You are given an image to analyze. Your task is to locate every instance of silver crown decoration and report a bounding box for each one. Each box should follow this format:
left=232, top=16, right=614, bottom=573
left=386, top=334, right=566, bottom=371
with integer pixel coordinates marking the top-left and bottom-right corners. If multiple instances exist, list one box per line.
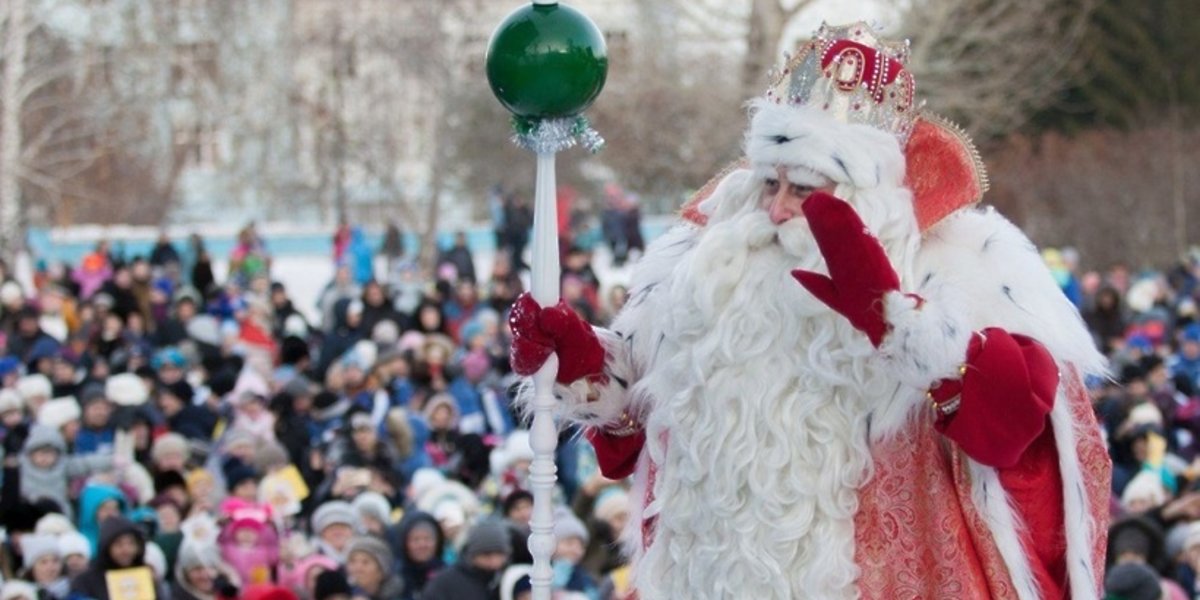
left=765, top=22, right=918, bottom=144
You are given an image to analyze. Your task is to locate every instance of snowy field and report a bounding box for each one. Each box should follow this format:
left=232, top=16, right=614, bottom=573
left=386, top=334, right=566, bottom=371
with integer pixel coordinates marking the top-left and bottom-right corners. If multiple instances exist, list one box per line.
left=22, top=219, right=659, bottom=327
left=225, top=244, right=638, bottom=327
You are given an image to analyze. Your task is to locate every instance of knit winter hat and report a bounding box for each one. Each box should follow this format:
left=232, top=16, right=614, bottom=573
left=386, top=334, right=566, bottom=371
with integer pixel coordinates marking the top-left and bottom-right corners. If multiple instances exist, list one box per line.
left=16, top=374, right=52, bottom=402
left=224, top=461, right=258, bottom=493
left=22, top=424, right=66, bottom=454
left=1121, top=471, right=1167, bottom=510
left=59, top=531, right=92, bottom=560
left=346, top=536, right=394, bottom=573
left=20, top=534, right=60, bottom=565
left=409, top=469, right=446, bottom=502
left=314, top=570, right=353, bottom=600
left=252, top=442, right=291, bottom=474
left=463, top=519, right=512, bottom=559
left=311, top=501, right=358, bottom=534
left=34, top=513, right=75, bottom=536
left=593, top=487, right=630, bottom=524
left=150, top=433, right=191, bottom=465
left=0, top=357, right=20, bottom=378
left=0, top=281, right=22, bottom=304
left=0, top=389, right=22, bottom=414
left=0, top=581, right=37, bottom=600
left=174, top=540, right=220, bottom=574
left=552, top=507, right=589, bottom=545
left=106, top=373, right=149, bottom=406
left=350, top=492, right=392, bottom=528
left=144, top=541, right=167, bottom=578
left=36, top=397, right=80, bottom=429
left=78, top=383, right=107, bottom=407
left=282, top=376, right=314, bottom=399
left=1104, top=562, right=1162, bottom=600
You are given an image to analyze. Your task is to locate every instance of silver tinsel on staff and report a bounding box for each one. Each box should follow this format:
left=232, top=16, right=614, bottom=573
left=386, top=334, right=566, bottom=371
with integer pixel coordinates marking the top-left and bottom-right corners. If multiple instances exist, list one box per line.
left=512, top=116, right=606, bottom=155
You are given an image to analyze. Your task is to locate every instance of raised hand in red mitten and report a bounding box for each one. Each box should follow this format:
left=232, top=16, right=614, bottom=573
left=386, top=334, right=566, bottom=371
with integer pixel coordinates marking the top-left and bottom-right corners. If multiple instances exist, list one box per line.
left=790, top=192, right=900, bottom=347
left=508, top=292, right=607, bottom=384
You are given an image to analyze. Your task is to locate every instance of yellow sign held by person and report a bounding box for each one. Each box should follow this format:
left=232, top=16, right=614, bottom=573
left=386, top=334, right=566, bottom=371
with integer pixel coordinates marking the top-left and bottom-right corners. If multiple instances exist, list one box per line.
left=106, top=567, right=155, bottom=600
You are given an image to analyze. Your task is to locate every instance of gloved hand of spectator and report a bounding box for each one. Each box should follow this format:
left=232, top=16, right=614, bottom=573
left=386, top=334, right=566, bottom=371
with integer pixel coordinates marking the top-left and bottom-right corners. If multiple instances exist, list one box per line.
left=3, top=422, right=29, bottom=458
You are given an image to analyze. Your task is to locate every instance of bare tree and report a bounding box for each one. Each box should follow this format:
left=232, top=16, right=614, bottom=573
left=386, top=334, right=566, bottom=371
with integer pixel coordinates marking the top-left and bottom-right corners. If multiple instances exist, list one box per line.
left=292, top=0, right=486, bottom=267
left=0, top=0, right=185, bottom=253
left=987, top=124, right=1200, bottom=269
left=899, top=0, right=1095, bottom=141
left=659, top=0, right=816, bottom=99
left=0, top=0, right=31, bottom=259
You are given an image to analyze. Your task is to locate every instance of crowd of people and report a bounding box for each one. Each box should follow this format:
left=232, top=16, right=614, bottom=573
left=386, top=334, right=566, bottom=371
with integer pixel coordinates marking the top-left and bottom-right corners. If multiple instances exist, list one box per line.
left=0, top=221, right=631, bottom=600
left=1065, top=247, right=1200, bottom=600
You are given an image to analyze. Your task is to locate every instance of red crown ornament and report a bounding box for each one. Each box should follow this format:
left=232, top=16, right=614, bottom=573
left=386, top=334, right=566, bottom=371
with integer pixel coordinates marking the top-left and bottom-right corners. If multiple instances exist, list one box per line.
left=683, top=22, right=988, bottom=233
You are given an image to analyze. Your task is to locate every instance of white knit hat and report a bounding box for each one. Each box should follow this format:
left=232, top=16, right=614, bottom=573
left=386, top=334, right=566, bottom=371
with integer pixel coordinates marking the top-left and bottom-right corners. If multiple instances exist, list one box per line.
left=35, top=513, right=76, bottom=536
left=15, top=375, right=51, bottom=402
left=410, top=469, right=446, bottom=501
left=144, top=542, right=167, bottom=579
left=1127, top=403, right=1164, bottom=428
left=150, top=433, right=191, bottom=464
left=105, top=373, right=148, bottom=407
left=593, top=487, right=630, bottom=524
left=0, top=389, right=22, bottom=414
left=351, top=492, right=393, bottom=528
left=552, top=507, right=589, bottom=544
left=433, top=501, right=465, bottom=529
left=0, top=581, right=37, bottom=600
left=490, top=430, right=534, bottom=476
left=59, top=531, right=92, bottom=560
left=1121, top=471, right=1167, bottom=510
left=37, top=397, right=80, bottom=429
left=0, top=282, right=23, bottom=305
left=19, top=535, right=60, bottom=565
left=311, top=501, right=358, bottom=534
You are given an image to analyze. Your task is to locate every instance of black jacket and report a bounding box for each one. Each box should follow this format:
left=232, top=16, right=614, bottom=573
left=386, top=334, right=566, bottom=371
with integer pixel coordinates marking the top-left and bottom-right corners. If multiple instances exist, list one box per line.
left=391, top=511, right=447, bottom=599
left=70, top=515, right=165, bottom=600
left=422, top=562, right=499, bottom=600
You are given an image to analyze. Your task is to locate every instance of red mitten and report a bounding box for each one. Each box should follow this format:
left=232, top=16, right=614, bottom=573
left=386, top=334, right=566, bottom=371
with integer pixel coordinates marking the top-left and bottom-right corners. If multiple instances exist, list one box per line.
left=790, top=192, right=900, bottom=347
left=509, top=292, right=607, bottom=384
left=933, top=328, right=1058, bottom=468
left=586, top=427, right=646, bottom=480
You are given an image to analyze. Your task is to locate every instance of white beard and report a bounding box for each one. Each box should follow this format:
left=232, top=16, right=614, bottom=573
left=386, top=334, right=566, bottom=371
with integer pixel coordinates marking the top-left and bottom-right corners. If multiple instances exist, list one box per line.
left=632, top=182, right=919, bottom=599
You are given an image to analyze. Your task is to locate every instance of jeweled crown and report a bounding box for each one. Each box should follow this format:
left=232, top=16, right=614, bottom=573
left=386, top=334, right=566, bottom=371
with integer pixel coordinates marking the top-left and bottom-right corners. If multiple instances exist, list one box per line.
left=765, top=22, right=918, bottom=144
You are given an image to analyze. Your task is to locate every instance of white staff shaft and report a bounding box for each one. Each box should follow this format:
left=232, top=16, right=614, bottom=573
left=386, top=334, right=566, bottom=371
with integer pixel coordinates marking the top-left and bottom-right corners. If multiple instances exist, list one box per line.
left=528, top=151, right=561, bottom=600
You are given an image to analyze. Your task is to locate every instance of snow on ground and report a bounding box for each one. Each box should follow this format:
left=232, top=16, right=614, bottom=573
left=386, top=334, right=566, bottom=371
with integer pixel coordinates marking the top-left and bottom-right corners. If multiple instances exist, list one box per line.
left=25, top=217, right=660, bottom=327
left=216, top=243, right=638, bottom=328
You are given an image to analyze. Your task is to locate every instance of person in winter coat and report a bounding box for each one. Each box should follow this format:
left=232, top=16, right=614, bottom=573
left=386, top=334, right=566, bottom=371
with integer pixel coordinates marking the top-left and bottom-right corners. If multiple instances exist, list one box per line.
left=345, top=537, right=405, bottom=600
left=69, top=515, right=168, bottom=600
left=316, top=267, right=362, bottom=337
left=18, top=425, right=113, bottom=519
left=358, top=282, right=403, bottom=341
left=1085, top=286, right=1127, bottom=355
left=170, top=541, right=241, bottom=600
left=422, top=519, right=510, bottom=600
left=18, top=534, right=69, bottom=599
left=345, top=227, right=375, bottom=286
left=436, top=232, right=476, bottom=284
left=390, top=511, right=445, bottom=600
left=77, top=483, right=128, bottom=554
